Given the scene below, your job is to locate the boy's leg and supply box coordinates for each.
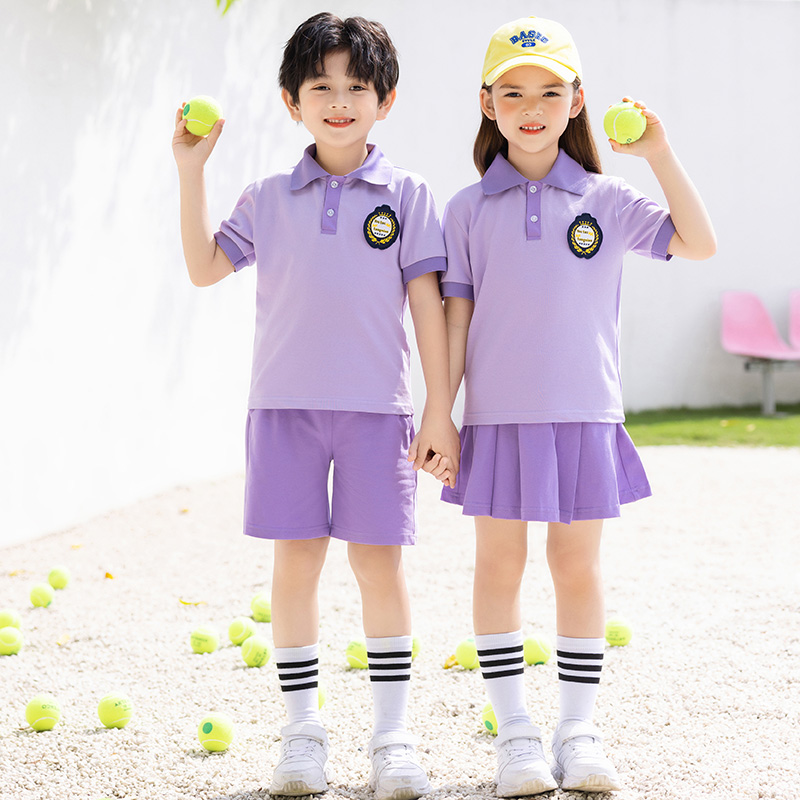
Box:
[474,516,556,797]
[547,519,620,792]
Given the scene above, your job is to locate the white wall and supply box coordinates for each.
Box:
[2,0,798,546]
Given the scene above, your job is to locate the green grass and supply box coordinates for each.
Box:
[624,404,800,447]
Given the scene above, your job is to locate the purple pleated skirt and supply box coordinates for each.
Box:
[441,422,651,524]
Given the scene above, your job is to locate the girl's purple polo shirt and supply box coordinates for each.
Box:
[441,150,675,425]
[215,145,446,415]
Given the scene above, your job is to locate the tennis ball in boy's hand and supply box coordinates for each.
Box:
[97,693,133,728]
[48,566,71,590]
[26,694,61,731]
[228,616,256,646]
[30,583,54,608]
[523,634,552,666]
[197,712,234,752]
[481,702,498,735]
[190,626,219,654]
[182,95,223,136]
[250,592,271,623]
[346,638,368,669]
[603,101,646,144]
[241,635,271,667]
[605,617,633,646]
[0,626,23,655]
[455,636,479,670]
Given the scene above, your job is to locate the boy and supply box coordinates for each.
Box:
[172,12,458,799]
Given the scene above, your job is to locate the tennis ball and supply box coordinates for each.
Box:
[411,635,421,660]
[605,617,633,646]
[0,609,21,629]
[25,694,61,731]
[241,634,271,667]
[250,592,271,623]
[481,702,498,735]
[523,634,552,666]
[228,616,256,646]
[30,583,54,608]
[346,638,368,669]
[48,566,71,590]
[603,101,646,144]
[317,680,327,709]
[0,626,23,656]
[182,95,222,137]
[197,712,234,752]
[455,636,479,670]
[97,693,133,729]
[190,626,219,654]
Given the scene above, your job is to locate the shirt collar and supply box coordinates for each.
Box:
[481,149,589,196]
[290,144,393,190]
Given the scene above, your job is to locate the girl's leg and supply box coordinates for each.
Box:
[547,519,620,792]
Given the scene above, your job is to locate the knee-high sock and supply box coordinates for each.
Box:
[366,635,413,735]
[475,631,530,731]
[556,636,605,723]
[274,643,322,726]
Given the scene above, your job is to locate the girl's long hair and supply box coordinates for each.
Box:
[473,78,602,176]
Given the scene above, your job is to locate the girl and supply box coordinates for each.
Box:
[439,15,715,796]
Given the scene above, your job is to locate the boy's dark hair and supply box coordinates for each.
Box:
[279,13,399,104]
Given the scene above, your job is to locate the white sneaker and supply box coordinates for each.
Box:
[368,731,432,800]
[551,720,621,792]
[494,723,558,797]
[270,722,330,796]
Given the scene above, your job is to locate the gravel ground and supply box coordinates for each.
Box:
[1,446,799,800]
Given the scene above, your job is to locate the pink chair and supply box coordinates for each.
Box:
[721,291,800,415]
[790,290,800,350]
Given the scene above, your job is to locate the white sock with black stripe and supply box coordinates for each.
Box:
[556,636,605,723]
[274,643,322,726]
[366,635,412,735]
[475,631,530,731]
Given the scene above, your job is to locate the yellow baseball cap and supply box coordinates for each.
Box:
[482,16,582,86]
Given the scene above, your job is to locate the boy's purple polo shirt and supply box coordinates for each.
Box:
[215,145,446,415]
[441,150,676,425]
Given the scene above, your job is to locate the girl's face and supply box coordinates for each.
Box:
[481,65,584,177]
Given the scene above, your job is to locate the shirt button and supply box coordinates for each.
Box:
[326,209,335,217]
[530,215,539,222]
[529,185,537,193]
[330,180,339,188]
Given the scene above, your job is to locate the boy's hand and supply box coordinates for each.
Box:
[607,97,670,161]
[172,104,224,170]
[408,416,460,488]
[420,453,456,487]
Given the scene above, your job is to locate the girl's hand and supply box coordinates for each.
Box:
[420,453,456,487]
[172,103,224,170]
[607,97,670,162]
[408,416,460,488]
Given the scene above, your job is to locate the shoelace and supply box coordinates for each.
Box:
[377,744,416,771]
[501,738,543,759]
[562,734,602,764]
[284,737,323,759]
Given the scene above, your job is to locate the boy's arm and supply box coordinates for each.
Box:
[172,106,235,286]
[610,98,716,261]
[406,271,461,487]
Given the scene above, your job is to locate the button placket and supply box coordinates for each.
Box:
[525,181,542,240]
[321,176,344,234]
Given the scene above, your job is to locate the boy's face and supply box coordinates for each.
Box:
[282,49,395,164]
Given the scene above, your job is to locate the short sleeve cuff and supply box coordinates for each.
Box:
[214,231,252,271]
[652,216,676,262]
[440,281,475,301]
[402,256,446,284]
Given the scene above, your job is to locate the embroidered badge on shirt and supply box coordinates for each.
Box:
[567,213,603,259]
[363,205,400,249]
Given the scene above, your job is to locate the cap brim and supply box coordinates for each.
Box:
[483,55,577,86]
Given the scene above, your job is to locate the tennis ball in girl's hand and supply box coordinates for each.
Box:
[197,712,234,752]
[26,695,61,731]
[190,626,219,654]
[603,101,646,144]
[455,636,479,669]
[182,95,222,136]
[523,634,552,665]
[228,616,256,646]
[241,635,271,667]
[48,566,71,589]
[481,702,498,735]
[97,693,133,728]
[346,638,368,669]
[0,609,21,629]
[250,592,271,622]
[30,583,54,608]
[0,626,23,655]
[605,617,633,646]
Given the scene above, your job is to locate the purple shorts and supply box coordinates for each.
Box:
[441,422,651,524]
[245,409,417,545]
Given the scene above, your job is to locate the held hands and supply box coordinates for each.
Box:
[172,103,225,170]
[407,416,461,489]
[607,97,670,162]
